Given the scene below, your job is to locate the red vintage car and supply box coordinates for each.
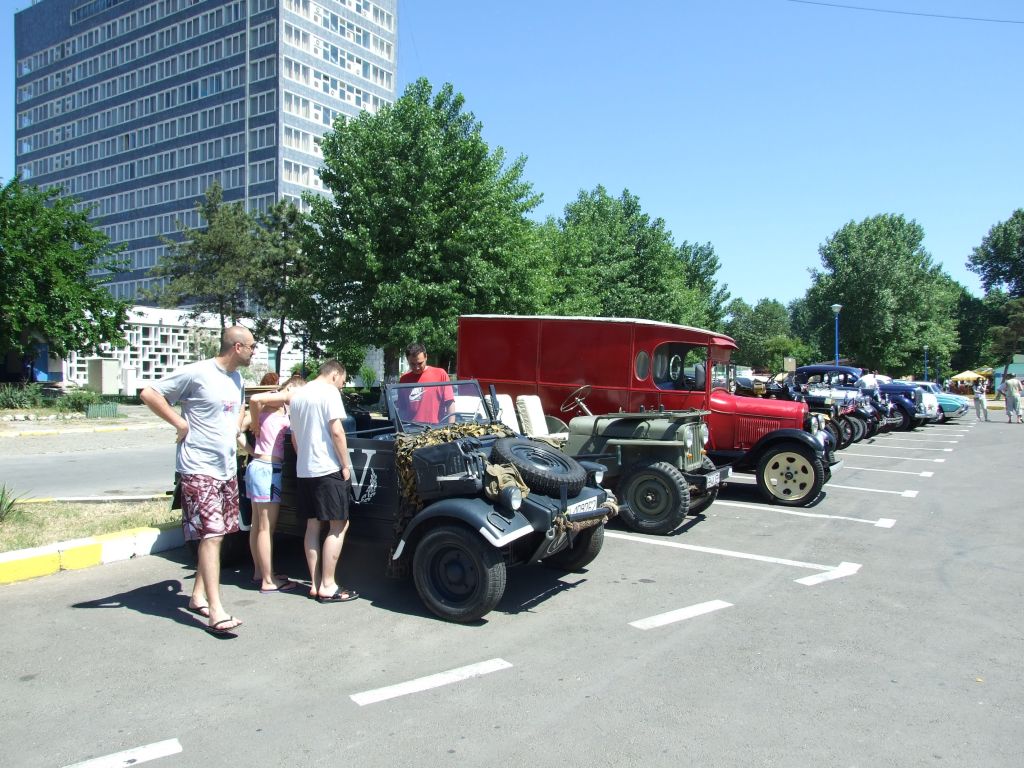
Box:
[457,315,839,507]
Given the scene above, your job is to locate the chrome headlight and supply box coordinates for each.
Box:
[499,485,523,512]
[700,423,710,445]
[684,428,695,448]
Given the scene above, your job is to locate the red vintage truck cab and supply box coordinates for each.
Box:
[457,315,837,506]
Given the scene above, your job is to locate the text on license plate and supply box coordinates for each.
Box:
[706,471,720,489]
[566,496,598,515]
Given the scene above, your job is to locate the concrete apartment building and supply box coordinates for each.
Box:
[13,0,397,387]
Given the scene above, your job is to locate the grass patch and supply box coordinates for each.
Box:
[0,499,179,553]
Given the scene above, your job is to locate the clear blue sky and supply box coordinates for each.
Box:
[4,0,1021,307]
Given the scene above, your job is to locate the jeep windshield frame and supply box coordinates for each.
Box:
[385,379,496,433]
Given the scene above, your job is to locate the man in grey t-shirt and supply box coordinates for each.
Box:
[141,325,255,633]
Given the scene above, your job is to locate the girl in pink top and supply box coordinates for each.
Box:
[245,374,304,592]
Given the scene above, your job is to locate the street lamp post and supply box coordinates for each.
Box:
[924,345,929,381]
[830,304,842,367]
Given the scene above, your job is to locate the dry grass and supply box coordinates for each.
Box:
[0,498,179,553]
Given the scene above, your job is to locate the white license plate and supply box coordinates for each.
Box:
[706,471,720,489]
[566,496,598,515]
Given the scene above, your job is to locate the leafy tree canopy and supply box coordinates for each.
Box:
[0,176,129,359]
[146,181,255,328]
[675,241,730,328]
[544,186,705,324]
[724,297,814,370]
[802,213,958,376]
[967,209,1024,297]
[306,77,546,374]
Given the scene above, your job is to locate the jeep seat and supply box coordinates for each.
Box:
[449,394,487,423]
[494,393,523,433]
[515,395,569,444]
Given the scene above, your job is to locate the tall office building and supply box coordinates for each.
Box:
[14,0,398,303]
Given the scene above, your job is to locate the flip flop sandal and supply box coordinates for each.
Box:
[259,580,298,594]
[187,604,211,618]
[206,617,242,635]
[318,588,359,603]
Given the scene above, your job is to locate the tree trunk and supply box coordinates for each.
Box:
[383,346,400,380]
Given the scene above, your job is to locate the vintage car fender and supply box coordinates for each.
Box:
[391,496,536,561]
[728,427,829,473]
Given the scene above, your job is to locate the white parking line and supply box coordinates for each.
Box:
[854,445,952,452]
[795,562,863,586]
[62,739,182,768]
[878,437,958,444]
[843,466,934,477]
[828,484,918,498]
[350,658,513,706]
[630,599,733,630]
[605,531,861,584]
[714,499,895,527]
[843,452,945,462]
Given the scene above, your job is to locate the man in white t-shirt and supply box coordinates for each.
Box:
[288,359,358,603]
[140,325,254,634]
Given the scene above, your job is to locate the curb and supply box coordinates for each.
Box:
[15,495,169,505]
[0,423,167,439]
[0,523,185,585]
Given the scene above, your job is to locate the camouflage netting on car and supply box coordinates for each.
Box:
[391,422,517,541]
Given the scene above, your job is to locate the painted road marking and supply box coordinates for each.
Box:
[878,437,958,444]
[843,466,934,477]
[842,452,945,463]
[714,499,895,527]
[605,531,861,584]
[828,484,918,498]
[795,562,863,586]
[853,445,952,452]
[63,739,182,768]
[350,658,513,706]
[630,600,733,630]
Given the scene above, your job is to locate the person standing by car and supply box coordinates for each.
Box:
[139,325,255,634]
[998,374,1022,423]
[973,379,990,422]
[398,343,454,423]
[245,374,305,592]
[288,360,359,603]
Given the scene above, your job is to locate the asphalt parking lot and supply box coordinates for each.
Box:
[1,418,1021,768]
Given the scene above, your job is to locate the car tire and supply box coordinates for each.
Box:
[755,442,825,507]
[849,416,866,443]
[619,460,690,535]
[543,524,605,572]
[686,456,720,516]
[836,417,854,449]
[492,437,587,497]
[413,525,507,623]
[895,408,912,431]
[824,419,842,452]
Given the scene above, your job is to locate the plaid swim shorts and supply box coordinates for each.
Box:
[180,473,241,541]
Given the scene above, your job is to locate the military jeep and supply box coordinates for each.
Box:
[503,386,727,536]
[276,379,617,623]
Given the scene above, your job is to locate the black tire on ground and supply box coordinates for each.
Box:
[543,524,605,572]
[865,417,879,438]
[412,525,507,623]
[755,442,825,507]
[849,416,866,443]
[836,416,854,449]
[491,437,587,497]
[895,408,912,431]
[686,456,720,516]
[824,420,842,452]
[618,460,690,535]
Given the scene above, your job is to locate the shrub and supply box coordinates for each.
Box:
[358,363,378,390]
[0,485,22,525]
[0,383,44,410]
[57,388,101,413]
[291,359,321,379]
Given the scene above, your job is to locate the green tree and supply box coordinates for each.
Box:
[724,297,812,370]
[802,214,958,376]
[0,177,129,361]
[147,182,256,328]
[950,288,1004,374]
[545,186,704,324]
[985,297,1024,377]
[306,78,546,375]
[967,209,1024,297]
[676,241,730,328]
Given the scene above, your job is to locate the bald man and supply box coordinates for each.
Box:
[141,325,257,634]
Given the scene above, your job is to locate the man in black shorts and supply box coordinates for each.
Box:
[288,360,358,602]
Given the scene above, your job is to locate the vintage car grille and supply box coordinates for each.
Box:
[736,416,785,450]
[684,422,704,471]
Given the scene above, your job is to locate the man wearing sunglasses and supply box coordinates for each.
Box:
[141,325,256,634]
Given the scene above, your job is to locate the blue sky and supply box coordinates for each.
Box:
[4,0,1022,307]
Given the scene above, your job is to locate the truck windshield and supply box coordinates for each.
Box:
[387,380,492,428]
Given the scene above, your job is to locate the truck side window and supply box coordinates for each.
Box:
[653,343,708,391]
[634,350,650,381]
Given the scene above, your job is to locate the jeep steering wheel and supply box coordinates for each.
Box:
[560,385,593,414]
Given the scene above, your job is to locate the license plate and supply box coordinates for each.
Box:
[566,496,598,515]
[706,470,720,489]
